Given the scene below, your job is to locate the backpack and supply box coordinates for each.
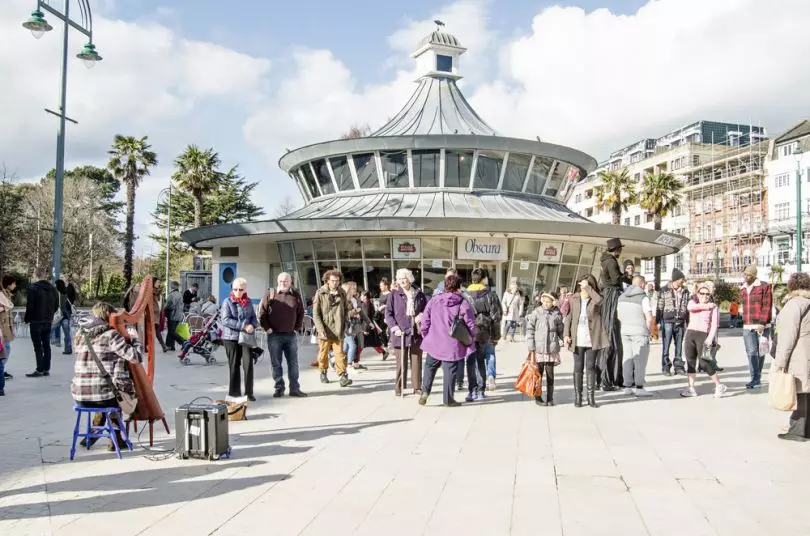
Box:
[472,291,493,343]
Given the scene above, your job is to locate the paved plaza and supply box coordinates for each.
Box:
[1,328,808,536]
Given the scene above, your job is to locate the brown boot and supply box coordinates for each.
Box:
[80,413,106,448]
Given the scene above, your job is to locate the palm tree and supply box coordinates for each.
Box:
[638,171,684,290]
[172,145,223,229]
[594,169,637,225]
[107,135,158,288]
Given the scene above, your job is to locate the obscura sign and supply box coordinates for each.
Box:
[457,237,508,261]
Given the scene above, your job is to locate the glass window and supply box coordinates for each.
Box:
[394,261,422,288]
[297,261,319,299]
[503,153,531,192]
[298,167,319,198]
[354,153,380,189]
[379,151,408,188]
[293,240,314,262]
[315,261,339,285]
[291,173,311,200]
[513,239,540,261]
[544,161,566,198]
[278,242,295,263]
[423,262,451,296]
[312,239,336,261]
[423,237,453,258]
[557,264,579,290]
[510,261,538,298]
[341,262,366,290]
[334,238,362,260]
[474,150,504,190]
[536,264,560,295]
[436,54,453,72]
[412,150,440,187]
[525,157,551,195]
[562,243,582,264]
[311,160,335,195]
[363,238,390,259]
[444,150,473,188]
[580,245,596,267]
[366,260,393,296]
[330,156,354,191]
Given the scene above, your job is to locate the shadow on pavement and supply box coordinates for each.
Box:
[0,461,288,520]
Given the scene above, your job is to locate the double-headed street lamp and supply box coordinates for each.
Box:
[22,1,103,281]
[795,146,804,272]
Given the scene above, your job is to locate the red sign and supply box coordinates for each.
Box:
[543,246,558,258]
[397,242,417,253]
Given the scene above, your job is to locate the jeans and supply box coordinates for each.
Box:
[483,342,496,379]
[54,318,72,353]
[504,320,518,339]
[621,335,650,388]
[466,345,487,394]
[30,322,52,373]
[661,322,685,372]
[268,333,300,392]
[343,335,358,365]
[0,357,5,390]
[743,327,770,385]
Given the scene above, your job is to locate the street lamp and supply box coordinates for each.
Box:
[158,185,172,300]
[795,146,804,272]
[21,0,102,281]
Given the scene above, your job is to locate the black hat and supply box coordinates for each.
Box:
[622,259,635,269]
[671,268,685,282]
[606,238,624,251]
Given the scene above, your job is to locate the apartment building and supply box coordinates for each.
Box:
[568,121,767,284]
[762,120,810,279]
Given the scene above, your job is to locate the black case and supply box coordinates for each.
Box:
[176,403,231,460]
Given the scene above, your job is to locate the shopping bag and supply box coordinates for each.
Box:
[175,322,191,340]
[769,363,797,411]
[759,336,770,357]
[515,355,542,398]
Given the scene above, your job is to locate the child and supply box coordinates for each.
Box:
[526,292,564,406]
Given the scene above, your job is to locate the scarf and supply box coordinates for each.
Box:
[230,292,250,308]
[0,289,13,313]
[404,287,417,317]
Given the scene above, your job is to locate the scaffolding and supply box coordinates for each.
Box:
[682,135,769,281]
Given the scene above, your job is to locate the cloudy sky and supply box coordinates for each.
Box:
[3,0,810,254]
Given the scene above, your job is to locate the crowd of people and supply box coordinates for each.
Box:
[1,238,809,444]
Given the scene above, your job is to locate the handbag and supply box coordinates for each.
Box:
[769,362,797,411]
[84,333,138,415]
[238,330,257,348]
[448,305,472,346]
[515,355,542,397]
[214,399,248,421]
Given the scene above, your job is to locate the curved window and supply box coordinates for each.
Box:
[329,156,354,191]
[412,150,440,187]
[298,167,319,198]
[544,161,566,198]
[503,153,531,192]
[525,157,552,195]
[474,150,504,190]
[445,150,473,188]
[353,153,380,189]
[551,163,580,203]
[312,160,335,195]
[379,151,407,188]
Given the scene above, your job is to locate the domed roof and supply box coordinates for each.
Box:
[418,30,463,50]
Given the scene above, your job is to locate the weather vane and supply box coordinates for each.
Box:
[434,19,445,30]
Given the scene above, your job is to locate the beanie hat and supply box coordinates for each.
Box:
[671,268,685,282]
[623,259,634,269]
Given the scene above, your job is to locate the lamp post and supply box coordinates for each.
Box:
[22,1,102,281]
[795,147,804,272]
[158,185,172,300]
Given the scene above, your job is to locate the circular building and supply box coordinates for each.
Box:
[182,29,687,304]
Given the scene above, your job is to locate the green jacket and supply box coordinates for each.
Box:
[312,285,351,341]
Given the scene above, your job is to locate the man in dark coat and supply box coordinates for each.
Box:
[24,267,58,377]
[597,238,625,390]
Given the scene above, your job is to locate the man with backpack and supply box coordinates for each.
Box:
[465,268,502,399]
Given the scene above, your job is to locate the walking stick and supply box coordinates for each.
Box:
[400,333,407,399]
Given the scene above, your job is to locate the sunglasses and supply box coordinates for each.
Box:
[698,292,710,296]
[232,288,246,292]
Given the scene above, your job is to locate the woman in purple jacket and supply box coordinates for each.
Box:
[385,268,428,396]
[418,275,476,407]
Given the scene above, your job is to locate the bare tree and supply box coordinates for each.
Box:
[275,196,297,218]
[340,124,371,139]
[0,164,23,276]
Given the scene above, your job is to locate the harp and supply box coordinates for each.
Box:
[108,276,170,444]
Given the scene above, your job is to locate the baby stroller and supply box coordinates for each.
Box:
[178,314,222,365]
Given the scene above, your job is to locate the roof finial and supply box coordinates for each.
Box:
[434,19,445,31]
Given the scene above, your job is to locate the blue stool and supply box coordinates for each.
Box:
[70,405,133,460]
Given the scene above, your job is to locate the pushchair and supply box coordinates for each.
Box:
[178,314,222,365]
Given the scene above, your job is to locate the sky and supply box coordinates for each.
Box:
[3,0,810,256]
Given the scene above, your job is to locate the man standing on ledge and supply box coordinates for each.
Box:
[740,265,772,389]
[259,272,308,398]
[598,238,624,391]
[312,270,353,387]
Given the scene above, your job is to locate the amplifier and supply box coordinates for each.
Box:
[175,403,231,460]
